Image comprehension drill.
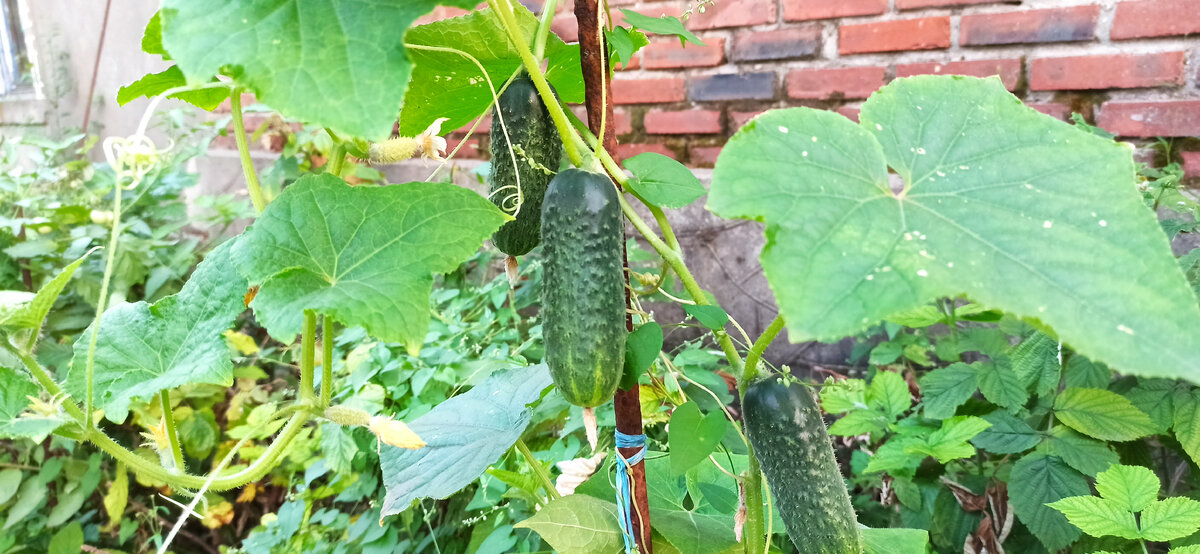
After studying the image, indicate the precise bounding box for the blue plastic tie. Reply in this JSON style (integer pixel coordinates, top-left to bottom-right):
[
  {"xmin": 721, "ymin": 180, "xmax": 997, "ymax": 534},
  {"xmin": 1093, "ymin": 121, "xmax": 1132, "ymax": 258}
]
[{"xmin": 614, "ymin": 430, "xmax": 647, "ymax": 554}]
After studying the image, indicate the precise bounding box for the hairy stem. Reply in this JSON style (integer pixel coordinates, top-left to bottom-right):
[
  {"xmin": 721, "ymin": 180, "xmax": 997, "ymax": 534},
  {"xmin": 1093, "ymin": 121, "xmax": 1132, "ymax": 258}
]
[
  {"xmin": 743, "ymin": 314, "xmax": 785, "ymax": 388},
  {"xmin": 83, "ymin": 181, "xmax": 124, "ymax": 431},
  {"xmin": 531, "ymin": 0, "xmax": 558, "ymax": 60},
  {"xmin": 743, "ymin": 453, "xmax": 766, "ymax": 554},
  {"xmin": 230, "ymin": 89, "xmax": 266, "ymax": 214},
  {"xmin": 321, "ymin": 316, "xmax": 334, "ymax": 408},
  {"xmin": 516, "ymin": 439, "xmax": 562, "ymax": 501},
  {"xmin": 160, "ymin": 390, "xmax": 186, "ymax": 472},
  {"xmin": 301, "ymin": 310, "xmax": 317, "ymax": 403}
]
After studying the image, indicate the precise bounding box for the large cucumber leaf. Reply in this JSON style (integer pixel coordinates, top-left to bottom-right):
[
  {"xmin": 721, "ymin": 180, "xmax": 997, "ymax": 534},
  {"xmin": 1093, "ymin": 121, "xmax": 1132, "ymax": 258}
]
[
  {"xmin": 66, "ymin": 239, "xmax": 246, "ymax": 422},
  {"xmin": 231, "ymin": 174, "xmax": 507, "ymax": 352},
  {"xmin": 160, "ymin": 0, "xmax": 480, "ymax": 140},
  {"xmin": 400, "ymin": 5, "xmax": 583, "ymax": 136},
  {"xmin": 708, "ymin": 75, "xmax": 1200, "ymax": 381}
]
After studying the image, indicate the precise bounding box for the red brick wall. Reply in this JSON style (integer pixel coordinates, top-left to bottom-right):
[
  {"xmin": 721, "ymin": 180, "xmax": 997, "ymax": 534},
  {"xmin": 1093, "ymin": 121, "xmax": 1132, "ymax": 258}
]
[{"xmin": 441, "ymin": 0, "xmax": 1199, "ymax": 176}]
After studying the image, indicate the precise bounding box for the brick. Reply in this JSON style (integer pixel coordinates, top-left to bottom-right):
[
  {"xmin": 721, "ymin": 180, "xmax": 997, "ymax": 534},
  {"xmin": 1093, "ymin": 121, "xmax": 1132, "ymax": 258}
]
[
  {"xmin": 960, "ymin": 6, "xmax": 1098, "ymax": 45},
  {"xmin": 642, "ymin": 38, "xmax": 725, "ymax": 69},
  {"xmin": 612, "ymin": 78, "xmax": 687, "ymax": 104},
  {"xmin": 690, "ymin": 146, "xmax": 724, "ymax": 167},
  {"xmin": 898, "ymin": 0, "xmax": 1012, "ymax": 8},
  {"xmin": 787, "ymin": 66, "xmax": 886, "ymax": 100},
  {"xmin": 1112, "ymin": 0, "xmax": 1200, "ymax": 39},
  {"xmin": 1031, "ymin": 52, "xmax": 1186, "ymax": 90},
  {"xmin": 689, "ymin": 73, "xmax": 776, "ymax": 101},
  {"xmin": 616, "ymin": 142, "xmax": 675, "ymax": 161},
  {"xmin": 836, "ymin": 106, "xmax": 861, "ymax": 122},
  {"xmin": 732, "ymin": 27, "xmax": 821, "ymax": 62},
  {"xmin": 896, "ymin": 58, "xmax": 1022, "ymax": 91},
  {"xmin": 730, "ymin": 111, "xmax": 765, "ymax": 129},
  {"xmin": 839, "ymin": 17, "xmax": 951, "ymax": 55},
  {"xmin": 1097, "ymin": 100, "xmax": 1200, "ymax": 137},
  {"xmin": 1026, "ymin": 103, "xmax": 1072, "ymax": 120},
  {"xmin": 784, "ymin": 0, "xmax": 885, "ymax": 21},
  {"xmin": 690, "ymin": 0, "xmax": 776, "ymax": 29},
  {"xmin": 445, "ymin": 137, "xmax": 481, "ymax": 159},
  {"xmin": 1182, "ymin": 151, "xmax": 1200, "ymax": 179},
  {"xmin": 645, "ymin": 109, "xmax": 723, "ymax": 134}
]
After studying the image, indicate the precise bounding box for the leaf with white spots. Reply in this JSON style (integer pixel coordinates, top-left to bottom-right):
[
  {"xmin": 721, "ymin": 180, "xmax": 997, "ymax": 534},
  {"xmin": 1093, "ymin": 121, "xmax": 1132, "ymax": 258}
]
[{"xmin": 708, "ymin": 75, "xmax": 1200, "ymax": 382}]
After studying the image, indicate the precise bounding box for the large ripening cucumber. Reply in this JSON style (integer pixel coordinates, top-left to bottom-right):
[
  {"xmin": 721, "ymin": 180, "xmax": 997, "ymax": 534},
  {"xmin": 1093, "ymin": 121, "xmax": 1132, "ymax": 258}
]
[
  {"xmin": 744, "ymin": 376, "xmax": 862, "ymax": 553},
  {"xmin": 488, "ymin": 72, "xmax": 563, "ymax": 256},
  {"xmin": 540, "ymin": 169, "xmax": 625, "ymax": 407}
]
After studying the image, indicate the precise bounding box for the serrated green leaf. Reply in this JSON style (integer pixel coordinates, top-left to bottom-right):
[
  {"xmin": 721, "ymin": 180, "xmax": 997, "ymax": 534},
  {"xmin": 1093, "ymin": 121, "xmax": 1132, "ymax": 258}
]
[
  {"xmin": 619, "ymin": 10, "xmax": 704, "ymax": 47},
  {"xmin": 910, "ymin": 415, "xmax": 989, "ymax": 462},
  {"xmin": 320, "ymin": 423, "xmax": 358, "ymax": 476},
  {"xmin": 161, "ymin": 0, "xmax": 477, "ymax": 140},
  {"xmin": 141, "ymin": 11, "xmax": 166, "ymax": 58},
  {"xmin": 231, "ymin": 174, "xmax": 507, "ymax": 350},
  {"xmin": 1095, "ymin": 464, "xmax": 1160, "ymax": 513},
  {"xmin": 869, "ymin": 341, "xmax": 903, "ymax": 365},
  {"xmin": 707, "ymin": 76, "xmax": 1200, "ymax": 381},
  {"xmin": 1008, "ymin": 453, "xmax": 1089, "ymax": 551},
  {"xmin": 623, "ymin": 322, "xmax": 663, "ymax": 389},
  {"xmin": 1011, "ymin": 331, "xmax": 1062, "ymax": 397},
  {"xmin": 668, "ymin": 401, "xmax": 727, "ymax": 475},
  {"xmin": 971, "ymin": 411, "xmax": 1040, "ymax": 454},
  {"xmin": 624, "ymin": 153, "xmax": 706, "ymax": 209},
  {"xmin": 0, "ymin": 252, "xmax": 87, "ymax": 335},
  {"xmin": 1047, "ymin": 496, "xmax": 1139, "ymax": 540},
  {"xmin": 919, "ymin": 363, "xmax": 978, "ymax": 419},
  {"xmin": 66, "ymin": 239, "xmax": 246, "ymax": 422},
  {"xmin": 682, "ymin": 304, "xmax": 728, "ymax": 331},
  {"xmin": 515, "ymin": 494, "xmax": 624, "ymax": 553},
  {"xmin": 861, "ymin": 527, "xmax": 930, "ymax": 554},
  {"xmin": 379, "ymin": 364, "xmax": 551, "ymax": 516},
  {"xmin": 867, "ymin": 370, "xmax": 910, "ymax": 419},
  {"xmin": 398, "ymin": 6, "xmax": 584, "ymax": 136},
  {"xmin": 0, "ymin": 366, "xmax": 66, "ymax": 442},
  {"xmin": 976, "ymin": 360, "xmax": 1027, "ymax": 411},
  {"xmin": 1126, "ymin": 379, "xmax": 1177, "ymax": 432},
  {"xmin": 828, "ymin": 409, "xmax": 887, "ymax": 436},
  {"xmin": 605, "ymin": 26, "xmax": 648, "ymax": 67},
  {"xmin": 865, "ymin": 436, "xmax": 924, "ymax": 475},
  {"xmin": 1173, "ymin": 389, "xmax": 1200, "ymax": 467},
  {"xmin": 116, "ymin": 66, "xmax": 229, "ymax": 111},
  {"xmin": 1038, "ymin": 427, "xmax": 1119, "ymax": 477},
  {"xmin": 1054, "ymin": 387, "xmax": 1157, "ymax": 442},
  {"xmin": 820, "ymin": 378, "xmax": 866, "ymax": 414},
  {"xmin": 1141, "ymin": 497, "xmax": 1200, "ymax": 542},
  {"xmin": 1063, "ymin": 354, "xmax": 1111, "ymax": 389}
]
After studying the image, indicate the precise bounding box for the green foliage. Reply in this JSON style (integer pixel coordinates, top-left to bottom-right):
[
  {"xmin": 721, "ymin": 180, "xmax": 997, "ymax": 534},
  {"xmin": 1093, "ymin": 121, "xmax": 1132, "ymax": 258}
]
[
  {"xmin": 709, "ymin": 76, "xmax": 1200, "ymax": 381},
  {"xmin": 624, "ymin": 152, "xmax": 707, "ymax": 209},
  {"xmin": 667, "ymin": 401, "xmax": 726, "ymax": 474},
  {"xmin": 618, "ymin": 9, "xmax": 705, "ymax": 47},
  {"xmin": 1050, "ymin": 464, "xmax": 1200, "ymax": 546}
]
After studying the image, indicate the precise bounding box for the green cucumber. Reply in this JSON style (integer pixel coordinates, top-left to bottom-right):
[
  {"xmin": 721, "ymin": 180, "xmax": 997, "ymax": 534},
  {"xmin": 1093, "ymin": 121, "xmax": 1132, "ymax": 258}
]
[
  {"xmin": 488, "ymin": 72, "xmax": 563, "ymax": 256},
  {"xmin": 540, "ymin": 168, "xmax": 625, "ymax": 407},
  {"xmin": 744, "ymin": 376, "xmax": 862, "ymax": 553}
]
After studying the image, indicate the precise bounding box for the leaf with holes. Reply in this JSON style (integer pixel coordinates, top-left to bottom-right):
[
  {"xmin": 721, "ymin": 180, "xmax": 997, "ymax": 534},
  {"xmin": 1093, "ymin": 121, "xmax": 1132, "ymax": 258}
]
[
  {"xmin": 232, "ymin": 174, "xmax": 507, "ymax": 351},
  {"xmin": 161, "ymin": 0, "xmax": 479, "ymax": 140},
  {"xmin": 66, "ymin": 239, "xmax": 246, "ymax": 422},
  {"xmin": 707, "ymin": 75, "xmax": 1200, "ymax": 382}
]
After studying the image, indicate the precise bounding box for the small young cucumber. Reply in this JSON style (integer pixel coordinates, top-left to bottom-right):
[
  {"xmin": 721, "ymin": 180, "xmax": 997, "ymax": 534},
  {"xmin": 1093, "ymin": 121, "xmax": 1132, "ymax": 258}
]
[
  {"xmin": 540, "ymin": 168, "xmax": 625, "ymax": 407},
  {"xmin": 743, "ymin": 376, "xmax": 862, "ymax": 553},
  {"xmin": 488, "ymin": 72, "xmax": 563, "ymax": 256}
]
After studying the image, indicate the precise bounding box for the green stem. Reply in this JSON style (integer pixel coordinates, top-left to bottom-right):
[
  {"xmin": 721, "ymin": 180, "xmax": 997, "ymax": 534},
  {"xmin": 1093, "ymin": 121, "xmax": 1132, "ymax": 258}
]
[
  {"xmin": 300, "ymin": 311, "xmax": 317, "ymax": 403},
  {"xmin": 328, "ymin": 142, "xmax": 347, "ymax": 177},
  {"xmin": 532, "ymin": 0, "xmax": 558, "ymax": 60},
  {"xmin": 488, "ymin": 0, "xmax": 586, "ymax": 168},
  {"xmin": 744, "ymin": 454, "xmax": 765, "ymax": 554},
  {"xmin": 516, "ymin": 439, "xmax": 562, "ymax": 501},
  {"xmin": 160, "ymin": 390, "xmax": 186, "ymax": 472},
  {"xmin": 230, "ymin": 88, "xmax": 266, "ymax": 214},
  {"xmin": 321, "ymin": 316, "xmax": 334, "ymax": 408},
  {"xmin": 743, "ymin": 314, "xmax": 785, "ymax": 389},
  {"xmin": 82, "ymin": 181, "xmax": 124, "ymax": 431},
  {"xmin": 10, "ymin": 344, "xmax": 309, "ymax": 490}
]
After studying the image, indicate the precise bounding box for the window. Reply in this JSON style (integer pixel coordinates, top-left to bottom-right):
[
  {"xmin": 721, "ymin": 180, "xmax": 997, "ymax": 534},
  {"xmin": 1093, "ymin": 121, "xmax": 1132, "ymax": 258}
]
[{"xmin": 0, "ymin": 0, "xmax": 30, "ymax": 95}]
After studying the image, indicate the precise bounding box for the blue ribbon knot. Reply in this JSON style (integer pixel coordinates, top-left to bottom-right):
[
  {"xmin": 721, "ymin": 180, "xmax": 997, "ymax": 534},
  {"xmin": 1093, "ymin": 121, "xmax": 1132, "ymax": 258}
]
[{"xmin": 614, "ymin": 430, "xmax": 647, "ymax": 554}]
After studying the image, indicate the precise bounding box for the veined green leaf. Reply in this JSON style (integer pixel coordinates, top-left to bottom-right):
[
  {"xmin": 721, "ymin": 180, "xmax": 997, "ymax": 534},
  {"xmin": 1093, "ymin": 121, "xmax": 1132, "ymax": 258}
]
[
  {"xmin": 618, "ymin": 10, "xmax": 704, "ymax": 47},
  {"xmin": 867, "ymin": 370, "xmax": 910, "ymax": 420},
  {"xmin": 116, "ymin": 66, "xmax": 229, "ymax": 111},
  {"xmin": 0, "ymin": 367, "xmax": 66, "ymax": 442},
  {"xmin": 976, "ymin": 360, "xmax": 1027, "ymax": 411},
  {"xmin": 668, "ymin": 401, "xmax": 727, "ymax": 475},
  {"xmin": 1037, "ymin": 427, "xmax": 1119, "ymax": 477},
  {"xmin": 1095, "ymin": 464, "xmax": 1160, "ymax": 513},
  {"xmin": 919, "ymin": 363, "xmax": 977, "ymax": 419},
  {"xmin": 1046, "ymin": 496, "xmax": 1139, "ymax": 540},
  {"xmin": 1011, "ymin": 331, "xmax": 1062, "ymax": 397},
  {"xmin": 161, "ymin": 0, "xmax": 479, "ymax": 140},
  {"xmin": 1173, "ymin": 389, "xmax": 1200, "ymax": 467},
  {"xmin": 820, "ymin": 378, "xmax": 866, "ymax": 414},
  {"xmin": 66, "ymin": 239, "xmax": 246, "ymax": 422},
  {"xmin": 971, "ymin": 411, "xmax": 1040, "ymax": 454},
  {"xmin": 1008, "ymin": 453, "xmax": 1089, "ymax": 551},
  {"xmin": 1140, "ymin": 497, "xmax": 1200, "ymax": 542},
  {"xmin": 624, "ymin": 153, "xmax": 707, "ymax": 209},
  {"xmin": 231, "ymin": 174, "xmax": 507, "ymax": 351},
  {"xmin": 707, "ymin": 76, "xmax": 1200, "ymax": 381},
  {"xmin": 0, "ymin": 251, "xmax": 89, "ymax": 333},
  {"xmin": 1053, "ymin": 387, "xmax": 1157, "ymax": 442}
]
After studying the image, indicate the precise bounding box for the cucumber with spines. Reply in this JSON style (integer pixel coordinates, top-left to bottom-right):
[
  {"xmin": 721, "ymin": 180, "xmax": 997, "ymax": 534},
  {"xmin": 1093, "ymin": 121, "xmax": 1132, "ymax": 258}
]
[
  {"xmin": 743, "ymin": 376, "xmax": 862, "ymax": 553},
  {"xmin": 488, "ymin": 72, "xmax": 562, "ymax": 256},
  {"xmin": 540, "ymin": 168, "xmax": 625, "ymax": 407}
]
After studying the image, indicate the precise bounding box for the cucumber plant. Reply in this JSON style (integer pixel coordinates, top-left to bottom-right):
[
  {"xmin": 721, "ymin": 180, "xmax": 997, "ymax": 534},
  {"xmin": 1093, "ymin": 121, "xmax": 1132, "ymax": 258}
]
[{"xmin": 2, "ymin": 0, "xmax": 1199, "ymax": 552}]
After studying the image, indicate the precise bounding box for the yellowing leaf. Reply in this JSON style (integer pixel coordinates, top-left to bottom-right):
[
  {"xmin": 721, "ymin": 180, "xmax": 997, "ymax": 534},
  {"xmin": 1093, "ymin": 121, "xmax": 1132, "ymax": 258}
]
[{"xmin": 223, "ymin": 330, "xmax": 259, "ymax": 355}]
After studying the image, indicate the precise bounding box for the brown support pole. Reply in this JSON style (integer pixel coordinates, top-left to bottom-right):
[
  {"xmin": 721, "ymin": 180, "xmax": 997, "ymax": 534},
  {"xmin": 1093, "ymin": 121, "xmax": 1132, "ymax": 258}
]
[{"xmin": 573, "ymin": 2, "xmax": 652, "ymax": 552}]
